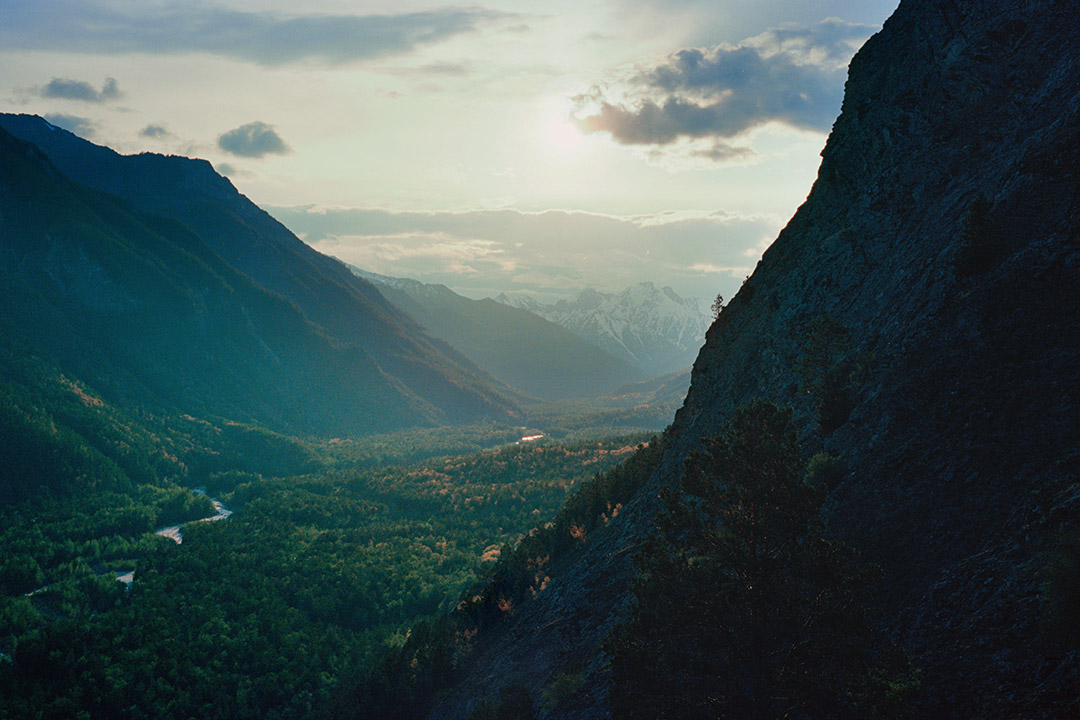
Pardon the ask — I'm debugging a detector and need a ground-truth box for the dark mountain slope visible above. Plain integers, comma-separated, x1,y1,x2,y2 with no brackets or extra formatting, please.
418,1,1080,717
353,269,645,400
0,127,488,434
0,114,515,429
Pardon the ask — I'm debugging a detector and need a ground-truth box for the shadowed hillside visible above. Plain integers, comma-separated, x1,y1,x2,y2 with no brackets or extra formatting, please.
0,114,518,433
0,125,515,435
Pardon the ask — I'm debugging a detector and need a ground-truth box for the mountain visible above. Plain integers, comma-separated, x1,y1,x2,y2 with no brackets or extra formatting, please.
0,115,518,433
0,120,517,434
494,282,710,377
352,268,645,400
401,1,1080,717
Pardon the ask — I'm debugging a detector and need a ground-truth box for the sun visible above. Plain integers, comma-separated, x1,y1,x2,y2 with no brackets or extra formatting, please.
544,104,585,154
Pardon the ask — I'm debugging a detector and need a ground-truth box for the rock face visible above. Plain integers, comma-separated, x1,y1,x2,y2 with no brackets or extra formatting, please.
495,283,710,378
431,1,1080,717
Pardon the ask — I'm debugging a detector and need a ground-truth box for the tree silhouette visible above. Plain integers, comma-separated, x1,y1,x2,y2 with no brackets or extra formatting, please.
607,401,916,720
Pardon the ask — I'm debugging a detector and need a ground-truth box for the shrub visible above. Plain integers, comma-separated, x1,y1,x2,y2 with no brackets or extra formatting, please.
1042,528,1080,651
540,670,587,713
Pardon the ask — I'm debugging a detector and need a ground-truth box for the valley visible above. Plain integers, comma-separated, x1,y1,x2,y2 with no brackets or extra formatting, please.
2,0,1078,718
0,112,685,720
0,398,661,720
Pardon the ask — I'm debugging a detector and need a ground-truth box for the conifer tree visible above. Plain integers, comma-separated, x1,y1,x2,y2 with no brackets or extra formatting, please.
607,400,916,720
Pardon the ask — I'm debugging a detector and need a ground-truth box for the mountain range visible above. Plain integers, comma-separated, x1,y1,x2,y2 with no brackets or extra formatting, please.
351,269,645,400
0,114,517,435
494,283,711,377
2,0,1078,715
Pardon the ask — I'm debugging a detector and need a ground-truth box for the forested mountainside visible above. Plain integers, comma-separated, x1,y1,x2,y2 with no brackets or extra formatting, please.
0,117,517,433
375,1,1080,717
353,269,645,400
494,282,710,377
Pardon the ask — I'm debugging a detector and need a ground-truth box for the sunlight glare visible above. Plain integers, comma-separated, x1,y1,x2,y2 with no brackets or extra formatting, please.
545,107,585,154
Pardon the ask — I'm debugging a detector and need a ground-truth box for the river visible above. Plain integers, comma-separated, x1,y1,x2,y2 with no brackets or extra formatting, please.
153,487,233,544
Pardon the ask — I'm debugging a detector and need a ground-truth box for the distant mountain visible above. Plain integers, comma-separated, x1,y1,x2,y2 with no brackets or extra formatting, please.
495,282,710,377
352,269,645,400
0,118,517,433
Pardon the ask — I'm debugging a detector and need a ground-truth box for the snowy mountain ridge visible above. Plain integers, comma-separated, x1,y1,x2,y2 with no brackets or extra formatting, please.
494,282,711,377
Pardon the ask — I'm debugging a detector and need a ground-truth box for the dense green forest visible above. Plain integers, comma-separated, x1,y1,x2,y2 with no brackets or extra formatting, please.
0,353,657,720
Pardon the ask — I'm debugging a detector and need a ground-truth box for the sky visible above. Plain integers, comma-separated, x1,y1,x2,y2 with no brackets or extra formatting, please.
2,0,899,303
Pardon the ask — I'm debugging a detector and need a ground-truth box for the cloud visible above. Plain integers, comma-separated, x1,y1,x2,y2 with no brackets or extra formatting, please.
572,19,876,147
2,1,511,66
749,18,879,69
43,113,95,137
385,62,473,78
271,205,781,302
140,123,170,139
217,121,290,158
689,142,755,162
40,76,120,103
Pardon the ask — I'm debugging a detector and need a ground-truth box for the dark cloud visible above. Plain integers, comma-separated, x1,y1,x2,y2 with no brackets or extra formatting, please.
2,1,510,66
40,76,120,102
43,113,95,137
218,121,290,158
140,124,170,139
688,142,755,162
573,19,875,147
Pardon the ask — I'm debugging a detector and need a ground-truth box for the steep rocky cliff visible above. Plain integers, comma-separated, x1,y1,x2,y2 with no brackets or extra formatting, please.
426,1,1080,717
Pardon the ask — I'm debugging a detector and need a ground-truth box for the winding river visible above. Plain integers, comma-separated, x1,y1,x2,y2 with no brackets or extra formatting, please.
153,487,233,544
115,488,233,589
24,488,234,596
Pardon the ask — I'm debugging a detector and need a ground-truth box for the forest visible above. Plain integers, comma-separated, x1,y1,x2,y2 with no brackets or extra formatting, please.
0,351,658,719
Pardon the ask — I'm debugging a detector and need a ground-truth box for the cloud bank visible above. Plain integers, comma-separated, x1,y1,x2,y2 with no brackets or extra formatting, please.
2,1,509,66
573,19,876,147
218,122,290,158
272,205,780,302
40,76,120,103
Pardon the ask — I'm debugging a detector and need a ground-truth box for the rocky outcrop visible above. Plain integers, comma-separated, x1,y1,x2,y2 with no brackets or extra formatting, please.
430,1,1080,717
